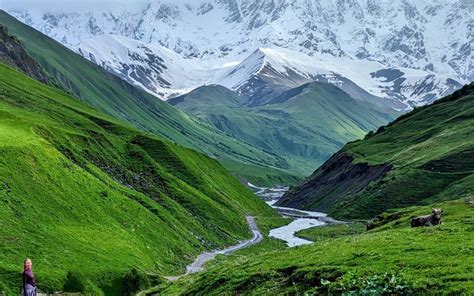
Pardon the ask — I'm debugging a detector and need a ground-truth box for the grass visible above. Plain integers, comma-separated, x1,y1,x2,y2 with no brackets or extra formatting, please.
156,197,474,295
170,83,399,176
219,158,304,187
296,223,366,242
0,63,278,295
0,10,301,186
280,84,474,219
231,216,289,256
149,85,474,295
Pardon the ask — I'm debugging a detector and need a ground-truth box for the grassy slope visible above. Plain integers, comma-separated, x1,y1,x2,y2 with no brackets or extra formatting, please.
153,85,474,295
0,63,277,295
338,84,474,218
156,197,474,295
296,222,366,242
281,84,474,219
0,10,301,186
170,83,398,175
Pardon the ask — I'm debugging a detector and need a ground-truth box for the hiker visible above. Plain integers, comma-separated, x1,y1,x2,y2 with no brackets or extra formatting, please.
22,258,37,296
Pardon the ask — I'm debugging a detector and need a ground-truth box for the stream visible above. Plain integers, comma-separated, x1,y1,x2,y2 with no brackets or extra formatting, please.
248,183,329,247
161,183,330,283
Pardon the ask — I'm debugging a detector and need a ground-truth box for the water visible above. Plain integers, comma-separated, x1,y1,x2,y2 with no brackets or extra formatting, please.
249,183,328,247
269,218,325,247
165,216,262,281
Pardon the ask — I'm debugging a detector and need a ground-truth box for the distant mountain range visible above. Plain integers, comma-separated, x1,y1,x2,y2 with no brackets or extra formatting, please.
170,82,397,174
0,9,403,186
6,0,472,108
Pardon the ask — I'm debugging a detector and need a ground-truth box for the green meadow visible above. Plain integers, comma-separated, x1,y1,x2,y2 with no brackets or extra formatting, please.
0,63,276,294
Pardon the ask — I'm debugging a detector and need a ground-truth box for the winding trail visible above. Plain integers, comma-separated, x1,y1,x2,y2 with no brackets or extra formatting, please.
164,216,262,281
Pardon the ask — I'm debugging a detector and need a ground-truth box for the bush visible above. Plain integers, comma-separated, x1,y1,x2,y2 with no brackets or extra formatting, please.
364,130,375,139
375,125,385,135
63,272,85,293
327,272,415,295
123,268,159,296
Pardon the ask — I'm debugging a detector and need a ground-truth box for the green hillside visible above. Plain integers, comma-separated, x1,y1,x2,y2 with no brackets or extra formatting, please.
170,83,398,175
0,10,301,186
156,197,474,295
0,63,277,295
278,84,474,219
154,87,474,295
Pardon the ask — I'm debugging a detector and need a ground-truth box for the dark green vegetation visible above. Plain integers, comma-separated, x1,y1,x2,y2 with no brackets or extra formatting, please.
278,84,474,219
156,198,474,295
0,63,278,295
0,10,300,186
170,83,398,176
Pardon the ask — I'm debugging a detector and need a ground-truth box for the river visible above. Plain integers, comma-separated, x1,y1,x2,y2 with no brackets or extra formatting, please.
160,183,329,283
247,183,329,247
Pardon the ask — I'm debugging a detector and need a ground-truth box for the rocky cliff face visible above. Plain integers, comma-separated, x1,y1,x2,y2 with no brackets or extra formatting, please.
0,25,49,83
276,151,392,212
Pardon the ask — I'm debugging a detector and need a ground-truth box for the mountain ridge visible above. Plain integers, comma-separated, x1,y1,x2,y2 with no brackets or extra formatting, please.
5,0,471,106
6,0,471,79
0,10,302,186
170,82,398,175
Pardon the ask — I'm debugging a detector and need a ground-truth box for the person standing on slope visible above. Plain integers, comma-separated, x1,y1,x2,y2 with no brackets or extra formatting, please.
22,258,37,296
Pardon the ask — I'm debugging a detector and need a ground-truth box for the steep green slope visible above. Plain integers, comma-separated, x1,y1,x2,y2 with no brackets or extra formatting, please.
277,83,474,219
0,63,277,295
0,10,300,186
168,85,246,110
156,197,474,295
170,83,398,175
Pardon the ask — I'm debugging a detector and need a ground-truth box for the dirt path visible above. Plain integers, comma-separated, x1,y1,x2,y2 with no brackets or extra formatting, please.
164,216,262,281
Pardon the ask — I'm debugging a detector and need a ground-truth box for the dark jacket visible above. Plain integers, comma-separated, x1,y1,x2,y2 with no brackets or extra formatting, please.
22,270,36,296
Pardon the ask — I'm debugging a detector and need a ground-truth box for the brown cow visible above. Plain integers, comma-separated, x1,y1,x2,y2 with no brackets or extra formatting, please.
411,208,443,227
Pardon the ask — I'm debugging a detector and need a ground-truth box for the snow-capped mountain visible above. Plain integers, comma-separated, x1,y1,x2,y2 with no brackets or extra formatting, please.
77,35,462,109
217,47,462,108
77,34,234,98
5,0,472,108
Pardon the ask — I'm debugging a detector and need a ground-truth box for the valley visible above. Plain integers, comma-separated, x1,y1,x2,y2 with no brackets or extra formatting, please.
169,83,398,175
144,85,474,295
156,197,474,295
0,2,472,295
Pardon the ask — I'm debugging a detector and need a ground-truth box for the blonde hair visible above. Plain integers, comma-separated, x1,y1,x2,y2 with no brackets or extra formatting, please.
23,258,32,271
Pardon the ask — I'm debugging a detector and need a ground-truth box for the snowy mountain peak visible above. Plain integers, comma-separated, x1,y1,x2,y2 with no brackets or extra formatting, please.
4,0,472,107
7,0,472,79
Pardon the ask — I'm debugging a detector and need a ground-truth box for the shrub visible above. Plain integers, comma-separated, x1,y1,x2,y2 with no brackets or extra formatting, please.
122,268,159,296
63,272,85,293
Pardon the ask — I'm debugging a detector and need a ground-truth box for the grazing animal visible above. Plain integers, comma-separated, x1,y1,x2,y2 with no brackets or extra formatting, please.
411,208,443,227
